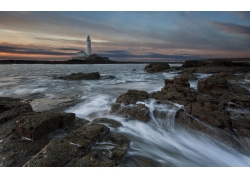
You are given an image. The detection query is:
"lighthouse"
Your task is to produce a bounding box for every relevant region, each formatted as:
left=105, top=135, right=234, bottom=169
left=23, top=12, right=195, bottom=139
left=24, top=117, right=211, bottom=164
left=86, top=35, right=92, bottom=56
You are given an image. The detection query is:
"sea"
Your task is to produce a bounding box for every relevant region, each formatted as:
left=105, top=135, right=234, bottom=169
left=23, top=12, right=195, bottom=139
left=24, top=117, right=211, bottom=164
left=0, top=63, right=250, bottom=167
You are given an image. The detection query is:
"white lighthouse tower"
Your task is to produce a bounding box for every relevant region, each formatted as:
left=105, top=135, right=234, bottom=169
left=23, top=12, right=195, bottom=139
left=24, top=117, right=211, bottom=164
left=86, top=35, right=92, bottom=56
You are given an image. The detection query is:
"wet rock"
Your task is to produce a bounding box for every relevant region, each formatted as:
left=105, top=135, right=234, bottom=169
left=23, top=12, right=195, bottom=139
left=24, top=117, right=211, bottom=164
left=180, top=72, right=197, bottom=80
left=24, top=123, right=130, bottom=167
left=92, top=118, right=122, bottom=128
left=174, top=77, right=190, bottom=87
left=195, top=66, right=234, bottom=74
left=15, top=111, right=75, bottom=140
left=116, top=89, right=149, bottom=105
left=149, top=91, right=165, bottom=101
left=164, top=79, right=174, bottom=86
left=182, top=60, right=206, bottom=68
left=198, top=74, right=250, bottom=96
left=74, top=133, right=130, bottom=167
left=220, top=93, right=250, bottom=108
left=110, top=103, right=150, bottom=122
left=144, top=62, right=170, bottom=72
left=0, top=97, right=33, bottom=124
left=0, top=132, right=49, bottom=167
left=63, top=72, right=100, bottom=80
left=161, top=84, right=198, bottom=105
left=174, top=109, right=239, bottom=148
left=24, top=123, right=110, bottom=167
left=189, top=102, right=231, bottom=130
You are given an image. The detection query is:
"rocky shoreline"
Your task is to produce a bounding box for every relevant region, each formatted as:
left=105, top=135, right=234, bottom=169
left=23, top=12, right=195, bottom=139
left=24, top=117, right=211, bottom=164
left=1, top=59, right=250, bottom=166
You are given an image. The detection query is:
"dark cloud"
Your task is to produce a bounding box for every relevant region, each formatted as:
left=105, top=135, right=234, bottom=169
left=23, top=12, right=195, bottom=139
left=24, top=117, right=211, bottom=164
left=99, top=50, right=207, bottom=61
left=212, top=21, right=250, bottom=36
left=0, top=44, right=74, bottom=56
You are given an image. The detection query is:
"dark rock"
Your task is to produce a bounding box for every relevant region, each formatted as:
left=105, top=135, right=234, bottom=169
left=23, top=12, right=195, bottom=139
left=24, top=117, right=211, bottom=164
left=116, top=90, right=149, bottom=105
left=195, top=66, right=234, bottom=73
left=174, top=77, right=190, bottom=87
left=164, top=79, right=174, bottom=86
left=161, top=84, right=198, bottom=105
left=174, top=109, right=239, bottom=148
left=110, top=103, right=150, bottom=122
left=24, top=123, right=130, bottom=167
left=144, top=62, right=170, bottom=72
left=0, top=132, right=49, bottom=167
left=63, top=72, right=100, bottom=80
left=189, top=102, right=231, bottom=130
left=182, top=60, right=206, bottom=68
left=180, top=72, right=197, bottom=80
left=149, top=91, right=165, bottom=101
left=198, top=74, right=250, bottom=96
left=92, top=118, right=122, bottom=128
left=74, top=133, right=130, bottom=167
left=0, top=97, right=33, bottom=124
left=15, top=111, right=75, bottom=140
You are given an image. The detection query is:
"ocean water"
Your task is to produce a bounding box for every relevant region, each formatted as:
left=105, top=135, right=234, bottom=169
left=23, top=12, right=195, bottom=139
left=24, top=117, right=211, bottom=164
left=0, top=63, right=250, bottom=167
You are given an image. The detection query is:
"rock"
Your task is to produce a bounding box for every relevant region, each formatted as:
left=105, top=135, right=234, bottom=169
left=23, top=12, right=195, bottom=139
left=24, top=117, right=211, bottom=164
left=92, top=118, right=122, bottom=128
left=116, top=90, right=149, bottom=105
left=110, top=103, right=150, bottom=122
left=174, top=109, right=239, bottom=148
left=74, top=133, right=130, bottom=167
left=15, top=111, right=75, bottom=140
left=24, top=123, right=130, bottom=167
left=195, top=66, right=234, bottom=74
left=189, top=102, right=231, bottom=130
left=161, top=84, right=198, bottom=105
left=198, top=74, right=250, bottom=96
left=0, top=97, right=33, bottom=124
left=174, top=77, right=190, bottom=87
left=182, top=60, right=206, bottom=68
left=63, top=72, right=100, bottom=80
left=0, top=132, right=49, bottom=167
left=144, top=62, right=170, bottom=72
left=164, top=79, right=174, bottom=86
left=149, top=91, right=165, bottom=101
left=180, top=72, right=197, bottom=80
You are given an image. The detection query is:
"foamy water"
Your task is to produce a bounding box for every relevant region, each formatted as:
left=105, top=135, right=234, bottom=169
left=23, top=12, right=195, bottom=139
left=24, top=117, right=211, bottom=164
left=0, top=63, right=250, bottom=166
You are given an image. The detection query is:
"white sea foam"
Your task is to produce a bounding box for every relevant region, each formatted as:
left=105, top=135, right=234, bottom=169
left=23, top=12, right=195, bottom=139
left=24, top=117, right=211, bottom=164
left=65, top=94, right=113, bottom=119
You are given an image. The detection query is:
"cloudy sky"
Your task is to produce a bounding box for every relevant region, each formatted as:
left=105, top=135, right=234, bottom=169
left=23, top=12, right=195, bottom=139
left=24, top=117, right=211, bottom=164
left=0, top=11, right=250, bottom=61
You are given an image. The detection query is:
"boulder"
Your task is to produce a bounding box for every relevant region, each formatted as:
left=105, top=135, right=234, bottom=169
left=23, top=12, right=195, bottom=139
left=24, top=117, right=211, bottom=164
left=24, top=123, right=130, bottom=167
left=15, top=111, right=75, bottom=140
left=161, top=84, right=198, bottom=105
left=198, top=74, right=250, bottom=96
left=144, top=62, right=170, bottom=72
left=110, top=103, right=150, bottom=122
left=63, top=72, right=100, bottom=80
left=0, top=97, right=33, bottom=124
left=180, top=72, right=197, bottom=80
left=116, top=90, right=149, bottom=105
left=182, top=60, right=206, bottom=68
left=174, top=77, right=190, bottom=87
left=0, top=132, right=49, bottom=167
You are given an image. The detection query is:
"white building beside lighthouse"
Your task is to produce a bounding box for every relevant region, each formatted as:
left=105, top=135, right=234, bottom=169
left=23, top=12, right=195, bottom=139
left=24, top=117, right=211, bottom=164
left=73, top=35, right=92, bottom=60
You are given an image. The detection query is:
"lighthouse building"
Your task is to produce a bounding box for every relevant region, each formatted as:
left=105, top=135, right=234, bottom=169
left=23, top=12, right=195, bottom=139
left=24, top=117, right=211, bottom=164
left=73, top=35, right=92, bottom=60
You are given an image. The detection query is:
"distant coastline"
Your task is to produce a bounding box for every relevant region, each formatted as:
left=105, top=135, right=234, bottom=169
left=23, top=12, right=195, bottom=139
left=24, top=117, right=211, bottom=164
left=0, top=59, right=184, bottom=64
left=0, top=57, right=249, bottom=64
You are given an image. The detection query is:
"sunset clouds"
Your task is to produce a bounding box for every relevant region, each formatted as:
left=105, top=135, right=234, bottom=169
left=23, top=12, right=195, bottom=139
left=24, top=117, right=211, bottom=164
left=0, top=11, right=250, bottom=61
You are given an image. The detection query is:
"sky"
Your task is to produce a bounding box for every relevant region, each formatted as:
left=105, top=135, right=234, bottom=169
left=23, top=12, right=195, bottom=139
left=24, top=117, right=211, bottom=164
left=0, top=11, right=250, bottom=62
